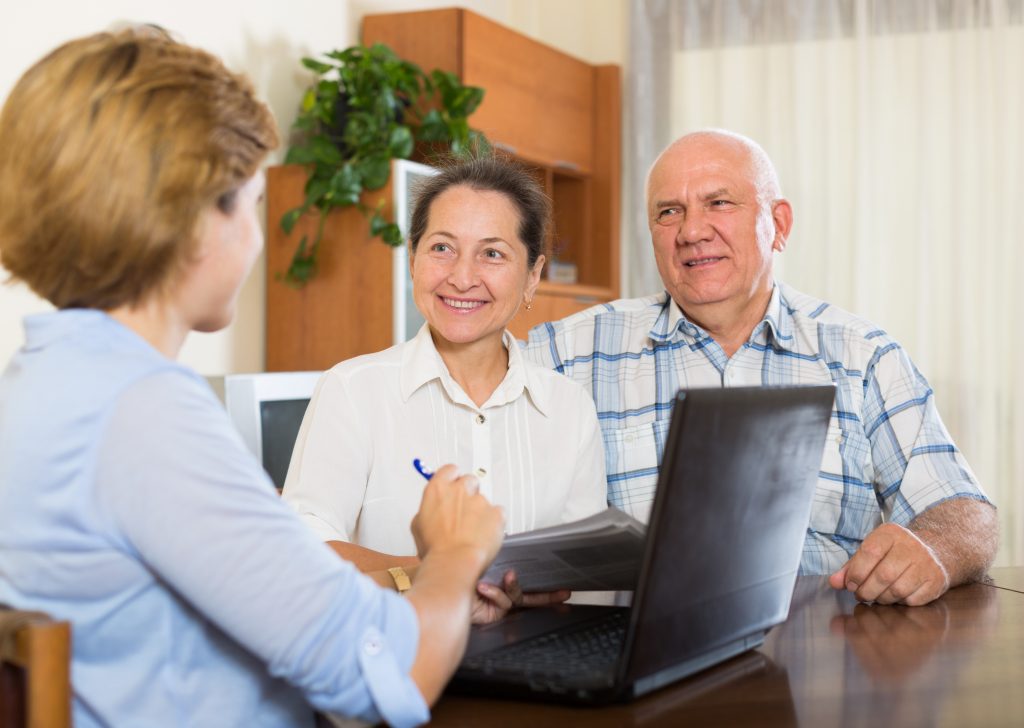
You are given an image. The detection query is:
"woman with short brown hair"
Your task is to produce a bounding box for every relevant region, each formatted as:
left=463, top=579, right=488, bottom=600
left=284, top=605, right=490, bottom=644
left=0, top=27, right=503, bottom=728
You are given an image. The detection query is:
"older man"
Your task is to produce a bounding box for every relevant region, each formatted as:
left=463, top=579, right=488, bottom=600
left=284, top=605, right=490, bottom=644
left=523, top=130, right=996, bottom=607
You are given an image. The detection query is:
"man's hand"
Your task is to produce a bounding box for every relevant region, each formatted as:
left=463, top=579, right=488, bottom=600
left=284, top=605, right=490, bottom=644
left=829, top=523, right=950, bottom=606
left=471, top=570, right=571, bottom=624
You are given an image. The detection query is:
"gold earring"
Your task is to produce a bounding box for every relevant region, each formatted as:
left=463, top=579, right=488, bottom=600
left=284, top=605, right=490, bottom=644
left=525, top=299, right=533, bottom=311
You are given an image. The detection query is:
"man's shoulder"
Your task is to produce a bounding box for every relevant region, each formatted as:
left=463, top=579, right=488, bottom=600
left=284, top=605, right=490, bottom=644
left=525, top=292, right=666, bottom=342
left=780, top=283, right=899, bottom=349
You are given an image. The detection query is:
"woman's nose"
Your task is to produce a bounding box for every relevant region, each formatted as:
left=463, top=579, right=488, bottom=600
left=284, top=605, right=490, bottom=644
left=447, top=256, right=479, bottom=290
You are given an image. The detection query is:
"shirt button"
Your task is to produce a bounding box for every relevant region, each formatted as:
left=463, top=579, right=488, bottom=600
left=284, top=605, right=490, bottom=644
left=363, top=638, right=383, bottom=656
left=475, top=467, right=487, bottom=477
left=476, top=414, right=486, bottom=425
left=624, top=434, right=635, bottom=444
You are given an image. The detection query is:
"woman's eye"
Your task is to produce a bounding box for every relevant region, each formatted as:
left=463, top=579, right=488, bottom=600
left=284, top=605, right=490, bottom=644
left=482, top=248, right=505, bottom=260
left=430, top=243, right=450, bottom=253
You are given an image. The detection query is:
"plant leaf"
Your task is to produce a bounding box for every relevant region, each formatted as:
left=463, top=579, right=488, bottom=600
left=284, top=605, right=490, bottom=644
left=280, top=207, right=305, bottom=234
left=388, top=125, right=414, bottom=158
left=301, top=57, right=334, bottom=74
left=360, top=154, right=391, bottom=190
left=380, top=222, right=404, bottom=247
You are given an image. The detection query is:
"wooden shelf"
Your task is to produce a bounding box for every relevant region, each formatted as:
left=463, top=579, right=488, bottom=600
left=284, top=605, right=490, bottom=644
left=263, top=8, right=622, bottom=371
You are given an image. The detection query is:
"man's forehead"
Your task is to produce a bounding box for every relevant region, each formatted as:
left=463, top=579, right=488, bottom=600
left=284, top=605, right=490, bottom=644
left=649, top=158, right=754, bottom=199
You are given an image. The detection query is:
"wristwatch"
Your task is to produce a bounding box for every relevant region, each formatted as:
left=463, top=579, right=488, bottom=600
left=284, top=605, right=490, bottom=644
left=387, top=566, right=412, bottom=594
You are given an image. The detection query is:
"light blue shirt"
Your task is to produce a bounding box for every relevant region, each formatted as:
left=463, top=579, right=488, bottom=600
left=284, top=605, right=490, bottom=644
left=523, top=283, right=991, bottom=574
left=0, top=310, right=428, bottom=727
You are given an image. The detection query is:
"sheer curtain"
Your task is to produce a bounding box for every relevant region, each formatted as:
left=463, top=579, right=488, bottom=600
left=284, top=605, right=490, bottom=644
left=626, top=0, right=1024, bottom=565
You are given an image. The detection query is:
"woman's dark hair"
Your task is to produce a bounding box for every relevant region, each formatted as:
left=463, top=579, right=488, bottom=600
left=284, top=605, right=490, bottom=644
left=408, top=156, right=551, bottom=267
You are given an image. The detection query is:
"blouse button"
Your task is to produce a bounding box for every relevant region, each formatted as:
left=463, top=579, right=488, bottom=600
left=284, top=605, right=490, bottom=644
left=476, top=414, right=486, bottom=425
left=475, top=467, right=487, bottom=478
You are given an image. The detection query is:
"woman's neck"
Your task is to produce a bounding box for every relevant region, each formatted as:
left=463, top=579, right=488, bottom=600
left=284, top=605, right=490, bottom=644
left=107, top=296, right=190, bottom=359
left=431, top=329, right=510, bottom=409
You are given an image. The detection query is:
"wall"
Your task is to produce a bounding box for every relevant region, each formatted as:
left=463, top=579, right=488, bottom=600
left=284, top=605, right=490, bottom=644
left=0, top=0, right=626, bottom=375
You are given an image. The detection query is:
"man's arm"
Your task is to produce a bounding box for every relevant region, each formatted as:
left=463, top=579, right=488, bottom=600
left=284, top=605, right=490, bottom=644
left=829, top=497, right=998, bottom=606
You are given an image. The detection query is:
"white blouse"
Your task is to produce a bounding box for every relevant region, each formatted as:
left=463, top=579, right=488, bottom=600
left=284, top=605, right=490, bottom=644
left=282, top=324, right=608, bottom=556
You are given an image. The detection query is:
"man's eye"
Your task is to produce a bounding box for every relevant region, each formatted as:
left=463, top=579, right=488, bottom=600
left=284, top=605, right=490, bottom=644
left=710, top=199, right=733, bottom=208
left=656, top=208, right=682, bottom=224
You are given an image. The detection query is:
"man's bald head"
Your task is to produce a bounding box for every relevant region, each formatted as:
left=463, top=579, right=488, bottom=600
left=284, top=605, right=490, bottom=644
left=646, top=130, right=783, bottom=210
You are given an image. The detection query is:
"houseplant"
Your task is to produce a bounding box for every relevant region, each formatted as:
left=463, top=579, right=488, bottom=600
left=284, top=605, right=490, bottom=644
left=279, top=42, right=487, bottom=286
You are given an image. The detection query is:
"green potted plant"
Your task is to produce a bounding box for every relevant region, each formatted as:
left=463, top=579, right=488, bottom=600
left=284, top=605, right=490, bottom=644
left=279, top=42, right=487, bottom=286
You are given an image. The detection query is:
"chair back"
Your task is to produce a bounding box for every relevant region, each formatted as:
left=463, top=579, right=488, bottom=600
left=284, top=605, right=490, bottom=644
left=0, top=607, right=71, bottom=728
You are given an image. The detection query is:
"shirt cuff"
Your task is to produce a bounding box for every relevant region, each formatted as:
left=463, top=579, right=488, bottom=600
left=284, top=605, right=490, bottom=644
left=356, top=592, right=429, bottom=728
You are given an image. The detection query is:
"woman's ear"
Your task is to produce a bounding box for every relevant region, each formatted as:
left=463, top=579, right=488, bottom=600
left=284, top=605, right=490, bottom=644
left=525, top=254, right=545, bottom=300
left=407, top=239, right=415, bottom=279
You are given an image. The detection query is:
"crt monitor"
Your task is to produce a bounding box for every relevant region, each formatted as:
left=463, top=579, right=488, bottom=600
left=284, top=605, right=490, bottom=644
left=223, top=371, right=321, bottom=490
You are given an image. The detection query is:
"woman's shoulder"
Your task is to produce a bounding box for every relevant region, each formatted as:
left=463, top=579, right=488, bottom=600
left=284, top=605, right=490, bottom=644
left=520, top=357, right=598, bottom=413
left=323, top=341, right=405, bottom=382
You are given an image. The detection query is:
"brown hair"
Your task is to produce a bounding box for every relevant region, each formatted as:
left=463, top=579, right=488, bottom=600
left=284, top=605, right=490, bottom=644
left=0, top=27, right=279, bottom=309
left=408, top=156, right=550, bottom=267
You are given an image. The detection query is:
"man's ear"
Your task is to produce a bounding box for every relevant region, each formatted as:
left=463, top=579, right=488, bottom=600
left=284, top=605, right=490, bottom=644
left=771, top=199, right=793, bottom=253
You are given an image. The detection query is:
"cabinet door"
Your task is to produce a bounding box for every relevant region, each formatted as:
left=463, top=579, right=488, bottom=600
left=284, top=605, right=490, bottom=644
left=462, top=12, right=594, bottom=172
left=507, top=288, right=604, bottom=341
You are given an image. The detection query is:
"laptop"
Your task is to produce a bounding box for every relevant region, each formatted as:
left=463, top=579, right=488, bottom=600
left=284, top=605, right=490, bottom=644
left=448, top=385, right=835, bottom=704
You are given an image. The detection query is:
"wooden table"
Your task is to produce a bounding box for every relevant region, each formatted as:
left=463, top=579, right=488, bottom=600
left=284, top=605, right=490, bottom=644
left=428, top=571, right=1024, bottom=726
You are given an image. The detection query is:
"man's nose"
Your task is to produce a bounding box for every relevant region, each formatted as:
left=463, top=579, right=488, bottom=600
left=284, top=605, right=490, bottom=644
left=678, top=207, right=713, bottom=245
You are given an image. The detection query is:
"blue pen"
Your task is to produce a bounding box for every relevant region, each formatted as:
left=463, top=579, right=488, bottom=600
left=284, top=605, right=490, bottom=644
left=412, top=458, right=434, bottom=481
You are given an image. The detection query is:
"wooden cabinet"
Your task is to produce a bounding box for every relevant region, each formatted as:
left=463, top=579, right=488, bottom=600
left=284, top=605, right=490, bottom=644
left=264, top=8, right=620, bottom=371
left=363, top=9, right=621, bottom=302
left=265, top=165, right=395, bottom=372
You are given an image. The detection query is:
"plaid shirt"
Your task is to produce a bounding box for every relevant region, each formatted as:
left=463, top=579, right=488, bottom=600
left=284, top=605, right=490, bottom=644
left=522, top=283, right=990, bottom=574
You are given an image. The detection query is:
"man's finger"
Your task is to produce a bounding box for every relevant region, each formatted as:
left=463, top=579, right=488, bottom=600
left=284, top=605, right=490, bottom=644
left=874, top=567, right=926, bottom=605
left=842, top=540, right=894, bottom=595
left=853, top=556, right=912, bottom=603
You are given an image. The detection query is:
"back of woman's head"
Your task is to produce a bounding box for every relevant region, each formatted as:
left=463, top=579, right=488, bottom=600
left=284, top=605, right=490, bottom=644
left=408, top=156, right=551, bottom=267
left=0, top=27, right=279, bottom=309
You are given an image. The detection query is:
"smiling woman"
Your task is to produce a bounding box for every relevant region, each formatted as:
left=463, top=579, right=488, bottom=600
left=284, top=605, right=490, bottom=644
left=282, top=157, right=609, bottom=619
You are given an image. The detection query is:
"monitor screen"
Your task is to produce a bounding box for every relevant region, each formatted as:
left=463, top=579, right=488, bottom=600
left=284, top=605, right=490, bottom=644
left=259, top=398, right=311, bottom=490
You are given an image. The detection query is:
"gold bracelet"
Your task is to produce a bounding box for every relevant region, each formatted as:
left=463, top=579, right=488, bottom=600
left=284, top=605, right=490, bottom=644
left=387, top=566, right=412, bottom=594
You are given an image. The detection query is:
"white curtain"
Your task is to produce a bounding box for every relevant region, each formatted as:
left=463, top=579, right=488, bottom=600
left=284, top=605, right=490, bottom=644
left=626, top=0, right=1024, bottom=565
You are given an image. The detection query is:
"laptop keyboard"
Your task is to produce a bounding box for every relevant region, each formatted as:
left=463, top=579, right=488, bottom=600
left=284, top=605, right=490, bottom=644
left=461, top=610, right=627, bottom=689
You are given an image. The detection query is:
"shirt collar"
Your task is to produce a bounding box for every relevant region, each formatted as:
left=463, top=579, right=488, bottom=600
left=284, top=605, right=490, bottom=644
left=22, top=308, right=160, bottom=355
left=399, top=324, right=550, bottom=415
left=648, top=283, right=796, bottom=351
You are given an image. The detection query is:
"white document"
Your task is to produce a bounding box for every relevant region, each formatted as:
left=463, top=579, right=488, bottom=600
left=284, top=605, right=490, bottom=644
left=481, top=508, right=647, bottom=592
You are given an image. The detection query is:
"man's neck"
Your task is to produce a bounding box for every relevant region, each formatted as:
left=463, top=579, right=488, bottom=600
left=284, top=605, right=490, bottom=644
left=678, top=286, right=774, bottom=359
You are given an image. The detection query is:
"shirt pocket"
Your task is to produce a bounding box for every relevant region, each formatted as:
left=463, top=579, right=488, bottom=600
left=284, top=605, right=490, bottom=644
left=810, top=420, right=878, bottom=539
left=601, top=419, right=670, bottom=521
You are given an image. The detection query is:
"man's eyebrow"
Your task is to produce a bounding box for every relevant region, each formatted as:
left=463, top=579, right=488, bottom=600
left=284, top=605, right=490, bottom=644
left=700, top=187, right=731, bottom=201
left=652, top=198, right=682, bottom=210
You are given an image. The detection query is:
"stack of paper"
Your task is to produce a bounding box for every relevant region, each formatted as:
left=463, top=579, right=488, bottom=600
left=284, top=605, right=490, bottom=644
left=481, top=508, right=647, bottom=592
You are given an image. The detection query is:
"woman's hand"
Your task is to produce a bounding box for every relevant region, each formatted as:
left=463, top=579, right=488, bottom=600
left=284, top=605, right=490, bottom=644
left=411, top=464, right=504, bottom=571
left=471, top=570, right=572, bottom=625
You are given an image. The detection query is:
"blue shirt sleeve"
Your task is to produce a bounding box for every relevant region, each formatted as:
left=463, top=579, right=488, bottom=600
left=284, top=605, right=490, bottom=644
left=93, top=370, right=429, bottom=727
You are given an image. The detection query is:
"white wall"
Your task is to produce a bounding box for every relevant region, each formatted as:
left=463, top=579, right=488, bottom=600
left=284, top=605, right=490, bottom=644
left=0, top=0, right=626, bottom=375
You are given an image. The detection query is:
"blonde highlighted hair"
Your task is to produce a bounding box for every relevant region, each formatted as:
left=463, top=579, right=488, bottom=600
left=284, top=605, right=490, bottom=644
left=0, top=27, right=279, bottom=309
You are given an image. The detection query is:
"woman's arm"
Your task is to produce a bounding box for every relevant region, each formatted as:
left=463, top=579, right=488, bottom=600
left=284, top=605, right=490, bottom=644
left=404, top=465, right=504, bottom=703
left=326, top=540, right=419, bottom=573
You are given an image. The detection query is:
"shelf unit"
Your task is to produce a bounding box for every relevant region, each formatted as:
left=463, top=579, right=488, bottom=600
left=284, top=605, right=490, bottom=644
left=264, top=7, right=621, bottom=371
